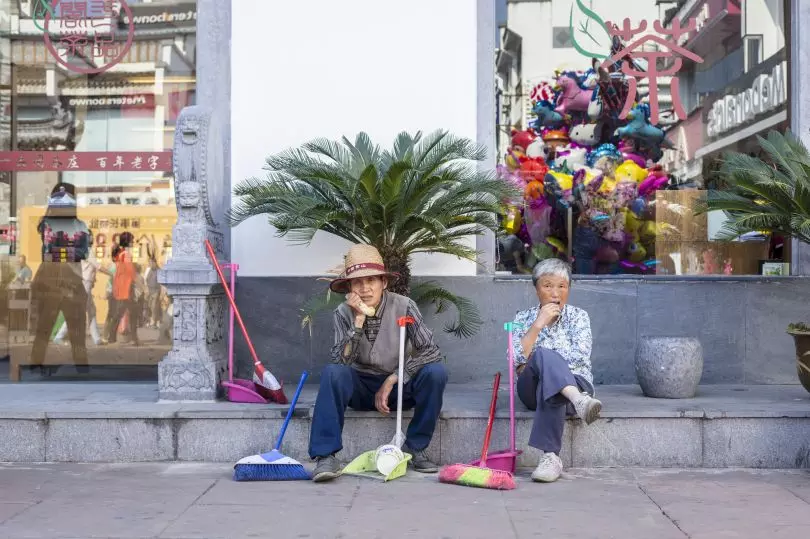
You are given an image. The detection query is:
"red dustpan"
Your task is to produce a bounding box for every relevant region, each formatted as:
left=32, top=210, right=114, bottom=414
left=469, top=322, right=523, bottom=472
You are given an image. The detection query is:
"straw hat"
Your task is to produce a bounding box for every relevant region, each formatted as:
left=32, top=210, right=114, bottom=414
left=328, top=244, right=399, bottom=294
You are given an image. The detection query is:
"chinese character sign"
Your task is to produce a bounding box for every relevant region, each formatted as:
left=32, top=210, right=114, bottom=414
left=601, top=18, right=703, bottom=124
left=567, top=1, right=704, bottom=125
left=0, top=152, right=173, bottom=172
left=42, top=0, right=136, bottom=75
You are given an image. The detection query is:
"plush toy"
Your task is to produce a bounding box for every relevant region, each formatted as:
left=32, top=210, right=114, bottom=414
left=639, top=220, right=657, bottom=243
left=614, top=160, right=648, bottom=184
left=615, top=104, right=667, bottom=146
left=511, top=129, right=536, bottom=153
left=570, top=122, right=603, bottom=147
left=627, top=241, right=648, bottom=263
left=547, top=170, right=574, bottom=191
left=505, top=149, right=523, bottom=171
left=638, top=165, right=669, bottom=197
left=501, top=205, right=522, bottom=235
left=524, top=203, right=552, bottom=245
left=519, top=156, right=549, bottom=182
left=526, top=138, right=547, bottom=159
left=532, top=100, right=568, bottom=130
left=554, top=145, right=588, bottom=171
left=524, top=180, right=544, bottom=201
left=587, top=143, right=622, bottom=168
left=542, top=129, right=570, bottom=158
left=555, top=72, right=593, bottom=115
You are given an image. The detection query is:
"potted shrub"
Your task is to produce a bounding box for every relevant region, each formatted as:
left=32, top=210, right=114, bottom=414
left=698, top=129, right=810, bottom=393
left=228, top=130, right=519, bottom=337
left=786, top=323, right=810, bottom=393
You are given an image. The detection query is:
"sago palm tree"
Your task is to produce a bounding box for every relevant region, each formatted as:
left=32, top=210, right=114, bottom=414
left=228, top=130, right=519, bottom=338
left=697, top=130, right=810, bottom=244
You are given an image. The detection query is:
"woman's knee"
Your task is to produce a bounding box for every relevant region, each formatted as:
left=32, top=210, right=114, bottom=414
left=531, top=347, right=568, bottom=371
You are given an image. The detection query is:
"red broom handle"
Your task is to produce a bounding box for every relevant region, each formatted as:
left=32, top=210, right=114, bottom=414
left=479, top=372, right=501, bottom=468
left=204, top=240, right=263, bottom=371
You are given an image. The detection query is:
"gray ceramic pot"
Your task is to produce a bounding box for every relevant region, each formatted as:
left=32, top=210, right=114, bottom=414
left=635, top=337, right=703, bottom=399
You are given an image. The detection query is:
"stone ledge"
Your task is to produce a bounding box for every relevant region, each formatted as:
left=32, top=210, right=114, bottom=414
left=2, top=383, right=809, bottom=467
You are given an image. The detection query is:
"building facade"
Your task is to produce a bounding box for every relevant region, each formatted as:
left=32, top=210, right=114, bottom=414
left=1, top=0, right=810, bottom=397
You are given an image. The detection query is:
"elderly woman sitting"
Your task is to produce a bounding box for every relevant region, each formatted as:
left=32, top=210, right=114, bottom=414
left=510, top=258, right=602, bottom=483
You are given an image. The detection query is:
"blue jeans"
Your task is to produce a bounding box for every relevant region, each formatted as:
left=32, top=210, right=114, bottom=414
left=308, top=363, right=448, bottom=459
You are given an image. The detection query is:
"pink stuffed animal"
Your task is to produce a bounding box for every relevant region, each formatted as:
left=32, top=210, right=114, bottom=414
left=638, top=165, right=669, bottom=197
left=555, top=73, right=593, bottom=115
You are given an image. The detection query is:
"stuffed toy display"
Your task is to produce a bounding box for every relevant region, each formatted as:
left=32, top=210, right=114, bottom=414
left=496, top=59, right=676, bottom=275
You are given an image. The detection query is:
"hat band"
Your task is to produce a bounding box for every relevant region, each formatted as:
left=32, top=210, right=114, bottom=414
left=345, top=262, right=386, bottom=276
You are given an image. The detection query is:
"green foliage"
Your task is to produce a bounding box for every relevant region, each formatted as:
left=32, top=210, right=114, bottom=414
left=696, top=130, right=810, bottom=244
left=787, top=322, right=810, bottom=334
left=230, top=130, right=519, bottom=337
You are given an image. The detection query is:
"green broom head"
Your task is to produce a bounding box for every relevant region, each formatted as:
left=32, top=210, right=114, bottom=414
left=438, top=463, right=516, bottom=490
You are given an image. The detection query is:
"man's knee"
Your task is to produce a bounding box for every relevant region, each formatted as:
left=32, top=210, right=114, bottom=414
left=320, top=363, right=353, bottom=388
left=416, top=362, right=448, bottom=388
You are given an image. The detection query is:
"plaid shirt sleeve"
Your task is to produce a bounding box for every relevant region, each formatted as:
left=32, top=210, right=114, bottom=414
left=403, top=299, right=443, bottom=383
left=330, top=308, right=362, bottom=365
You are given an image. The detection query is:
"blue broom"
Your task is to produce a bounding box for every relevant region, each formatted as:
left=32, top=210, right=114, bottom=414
left=233, top=371, right=310, bottom=481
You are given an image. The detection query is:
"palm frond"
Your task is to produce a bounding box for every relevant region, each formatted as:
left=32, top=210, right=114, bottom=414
left=701, top=129, right=810, bottom=245
left=300, top=288, right=344, bottom=337
left=411, top=281, right=484, bottom=339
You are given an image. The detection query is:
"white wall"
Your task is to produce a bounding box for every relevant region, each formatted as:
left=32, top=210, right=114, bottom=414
left=743, top=0, right=785, bottom=62
left=231, top=0, right=479, bottom=277
left=508, top=0, right=663, bottom=84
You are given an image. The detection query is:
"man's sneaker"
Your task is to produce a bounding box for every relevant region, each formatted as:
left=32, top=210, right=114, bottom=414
left=573, top=394, right=602, bottom=425
left=405, top=446, right=439, bottom=473
left=312, top=455, right=341, bottom=483
left=531, top=452, right=563, bottom=483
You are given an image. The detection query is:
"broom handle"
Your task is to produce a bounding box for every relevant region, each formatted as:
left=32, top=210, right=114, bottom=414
left=397, top=325, right=405, bottom=443
left=227, top=263, right=238, bottom=384
left=480, top=372, right=501, bottom=468
left=506, top=323, right=516, bottom=454
left=204, top=240, right=263, bottom=372
left=275, top=371, right=308, bottom=450
left=396, top=317, right=414, bottom=447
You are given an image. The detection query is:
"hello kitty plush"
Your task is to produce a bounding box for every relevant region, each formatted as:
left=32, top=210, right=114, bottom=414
left=526, top=138, right=547, bottom=159
left=570, top=123, right=602, bottom=147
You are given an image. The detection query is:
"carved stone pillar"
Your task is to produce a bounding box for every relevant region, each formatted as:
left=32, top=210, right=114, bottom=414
left=157, top=106, right=227, bottom=401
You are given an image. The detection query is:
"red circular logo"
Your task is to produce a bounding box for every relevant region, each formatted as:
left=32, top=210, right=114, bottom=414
left=43, top=0, right=136, bottom=75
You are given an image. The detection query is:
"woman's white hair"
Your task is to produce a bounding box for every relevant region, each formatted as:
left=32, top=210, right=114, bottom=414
left=532, top=258, right=572, bottom=287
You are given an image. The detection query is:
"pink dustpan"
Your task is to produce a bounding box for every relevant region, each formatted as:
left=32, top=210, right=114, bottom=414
left=468, top=322, right=523, bottom=473
left=223, top=379, right=269, bottom=404
left=220, top=263, right=270, bottom=404
left=469, top=449, right=522, bottom=473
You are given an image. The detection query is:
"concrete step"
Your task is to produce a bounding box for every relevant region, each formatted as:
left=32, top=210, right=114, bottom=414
left=1, top=383, right=809, bottom=468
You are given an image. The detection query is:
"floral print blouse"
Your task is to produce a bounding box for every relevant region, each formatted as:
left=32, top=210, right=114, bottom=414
left=510, top=304, right=594, bottom=386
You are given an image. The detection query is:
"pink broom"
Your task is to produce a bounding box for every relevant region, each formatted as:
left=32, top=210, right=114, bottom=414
left=438, top=372, right=516, bottom=490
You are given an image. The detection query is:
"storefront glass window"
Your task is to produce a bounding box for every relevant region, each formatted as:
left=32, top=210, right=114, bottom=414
left=495, top=0, right=790, bottom=277
left=0, top=0, right=196, bottom=382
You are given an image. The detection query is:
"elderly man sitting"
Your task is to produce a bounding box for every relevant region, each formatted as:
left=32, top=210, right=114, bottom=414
left=308, top=245, right=448, bottom=482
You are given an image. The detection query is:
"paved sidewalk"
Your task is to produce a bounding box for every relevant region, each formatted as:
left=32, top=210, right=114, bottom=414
left=1, top=464, right=809, bottom=539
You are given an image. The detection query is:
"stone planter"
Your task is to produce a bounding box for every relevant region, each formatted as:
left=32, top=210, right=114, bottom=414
left=635, top=337, right=703, bottom=399
left=786, top=330, right=810, bottom=394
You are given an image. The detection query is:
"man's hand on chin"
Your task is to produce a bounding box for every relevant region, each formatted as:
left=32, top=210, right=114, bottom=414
left=375, top=374, right=398, bottom=415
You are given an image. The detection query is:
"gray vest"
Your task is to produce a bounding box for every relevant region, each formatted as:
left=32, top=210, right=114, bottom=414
left=337, top=292, right=413, bottom=376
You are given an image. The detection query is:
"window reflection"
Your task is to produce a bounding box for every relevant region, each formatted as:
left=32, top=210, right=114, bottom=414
left=495, top=0, right=789, bottom=277
left=0, top=0, right=196, bottom=382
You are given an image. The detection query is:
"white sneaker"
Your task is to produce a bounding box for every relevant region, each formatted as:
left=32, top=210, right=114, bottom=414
left=531, top=452, right=563, bottom=483
left=573, top=394, right=602, bottom=425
